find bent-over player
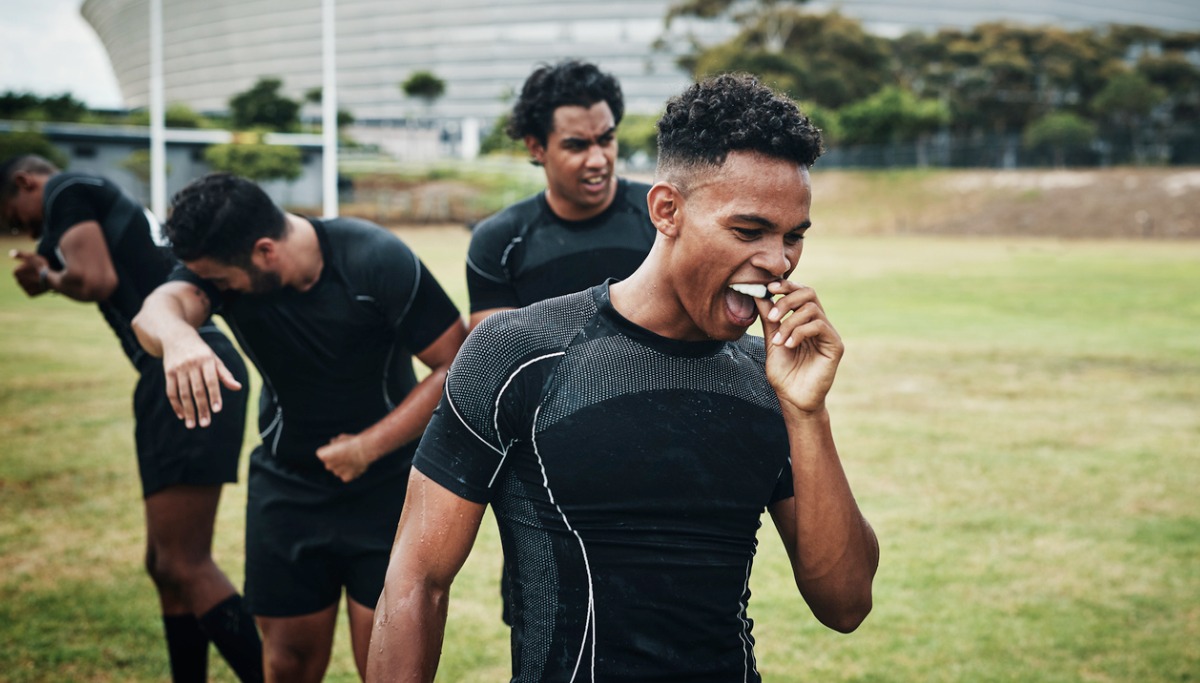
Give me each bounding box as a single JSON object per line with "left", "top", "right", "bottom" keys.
{"left": 2, "top": 156, "right": 261, "bottom": 682}
{"left": 132, "top": 174, "right": 467, "bottom": 682}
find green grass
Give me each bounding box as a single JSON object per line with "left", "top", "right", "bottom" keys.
{"left": 1, "top": 230, "right": 1197, "bottom": 682}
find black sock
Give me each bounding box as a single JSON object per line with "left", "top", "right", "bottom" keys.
{"left": 198, "top": 594, "right": 264, "bottom": 683}
{"left": 162, "top": 614, "right": 208, "bottom": 683}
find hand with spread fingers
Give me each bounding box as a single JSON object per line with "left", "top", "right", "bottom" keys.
{"left": 756, "top": 280, "right": 844, "bottom": 414}
{"left": 161, "top": 334, "right": 243, "bottom": 429}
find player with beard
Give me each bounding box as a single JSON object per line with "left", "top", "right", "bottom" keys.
{"left": 367, "top": 74, "right": 879, "bottom": 682}
{"left": 2, "top": 156, "right": 262, "bottom": 682}
{"left": 131, "top": 173, "right": 467, "bottom": 682}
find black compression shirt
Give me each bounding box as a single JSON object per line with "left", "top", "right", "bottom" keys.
{"left": 171, "top": 217, "right": 461, "bottom": 483}
{"left": 465, "top": 177, "right": 655, "bottom": 312}
{"left": 37, "top": 172, "right": 200, "bottom": 366}
{"left": 415, "top": 282, "right": 794, "bottom": 682}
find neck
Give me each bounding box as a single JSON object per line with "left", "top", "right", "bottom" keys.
{"left": 608, "top": 245, "right": 704, "bottom": 342}
{"left": 281, "top": 214, "right": 324, "bottom": 291}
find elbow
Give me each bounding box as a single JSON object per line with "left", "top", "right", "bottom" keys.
{"left": 814, "top": 594, "right": 873, "bottom": 634}
{"left": 64, "top": 271, "right": 118, "bottom": 302}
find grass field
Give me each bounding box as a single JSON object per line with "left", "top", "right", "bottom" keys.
{"left": 1, "top": 220, "right": 1198, "bottom": 680}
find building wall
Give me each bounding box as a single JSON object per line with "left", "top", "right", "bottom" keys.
{"left": 81, "top": 0, "right": 1200, "bottom": 124}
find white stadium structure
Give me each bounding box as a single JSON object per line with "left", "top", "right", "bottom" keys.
{"left": 81, "top": 0, "right": 1200, "bottom": 123}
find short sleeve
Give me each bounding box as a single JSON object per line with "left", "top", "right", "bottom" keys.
{"left": 38, "top": 179, "right": 104, "bottom": 261}
{"left": 166, "top": 262, "right": 225, "bottom": 313}
{"left": 351, "top": 224, "right": 460, "bottom": 354}
{"left": 412, "top": 317, "right": 550, "bottom": 503}
{"left": 465, "top": 213, "right": 522, "bottom": 312}
{"left": 768, "top": 460, "right": 795, "bottom": 505}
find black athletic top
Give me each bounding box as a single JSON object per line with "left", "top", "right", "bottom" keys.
{"left": 415, "top": 283, "right": 794, "bottom": 683}
{"left": 466, "top": 178, "right": 655, "bottom": 312}
{"left": 171, "top": 217, "right": 461, "bottom": 486}
{"left": 37, "top": 172, "right": 215, "bottom": 368}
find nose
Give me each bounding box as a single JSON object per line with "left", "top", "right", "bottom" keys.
{"left": 752, "top": 238, "right": 796, "bottom": 277}
{"left": 585, "top": 143, "right": 608, "bottom": 168}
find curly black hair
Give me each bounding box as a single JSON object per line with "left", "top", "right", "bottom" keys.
{"left": 165, "top": 173, "right": 286, "bottom": 266}
{"left": 656, "top": 73, "right": 823, "bottom": 187}
{"left": 505, "top": 59, "right": 624, "bottom": 147}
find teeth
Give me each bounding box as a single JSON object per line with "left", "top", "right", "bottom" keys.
{"left": 729, "top": 283, "right": 768, "bottom": 299}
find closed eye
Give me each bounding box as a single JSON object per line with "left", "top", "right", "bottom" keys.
{"left": 733, "top": 227, "right": 763, "bottom": 240}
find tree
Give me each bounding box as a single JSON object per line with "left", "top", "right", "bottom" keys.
{"left": 228, "top": 77, "right": 300, "bottom": 131}
{"left": 1023, "top": 112, "right": 1096, "bottom": 167}
{"left": 301, "top": 87, "right": 356, "bottom": 128}
{"left": 667, "top": 0, "right": 808, "bottom": 53}
{"left": 0, "top": 130, "right": 68, "bottom": 168}
{"left": 0, "top": 91, "right": 87, "bottom": 123}
{"left": 204, "top": 141, "right": 302, "bottom": 182}
{"left": 401, "top": 71, "right": 446, "bottom": 105}
{"left": 686, "top": 10, "right": 891, "bottom": 109}
{"left": 836, "top": 86, "right": 948, "bottom": 146}
{"left": 128, "top": 102, "right": 208, "bottom": 128}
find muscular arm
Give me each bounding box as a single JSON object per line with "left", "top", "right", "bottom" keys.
{"left": 10, "top": 221, "right": 118, "bottom": 302}
{"left": 758, "top": 283, "right": 879, "bottom": 633}
{"left": 132, "top": 280, "right": 242, "bottom": 428}
{"left": 317, "top": 318, "right": 469, "bottom": 482}
{"left": 367, "top": 468, "right": 486, "bottom": 682}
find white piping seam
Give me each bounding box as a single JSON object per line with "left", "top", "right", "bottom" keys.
{"left": 483, "top": 351, "right": 565, "bottom": 488}
{"left": 530, "top": 402, "right": 596, "bottom": 683}
{"left": 738, "top": 558, "right": 755, "bottom": 682}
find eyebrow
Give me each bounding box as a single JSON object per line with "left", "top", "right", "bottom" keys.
{"left": 561, "top": 127, "right": 616, "bottom": 144}
{"left": 731, "top": 214, "right": 812, "bottom": 232}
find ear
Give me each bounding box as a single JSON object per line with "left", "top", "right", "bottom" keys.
{"left": 250, "top": 237, "right": 277, "bottom": 268}
{"left": 647, "top": 181, "right": 683, "bottom": 238}
{"left": 524, "top": 136, "right": 545, "bottom": 164}
{"left": 13, "top": 171, "right": 38, "bottom": 192}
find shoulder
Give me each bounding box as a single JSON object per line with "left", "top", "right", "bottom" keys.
{"left": 469, "top": 193, "right": 544, "bottom": 251}
{"left": 455, "top": 290, "right": 597, "bottom": 377}
{"left": 43, "top": 173, "right": 106, "bottom": 208}
{"left": 322, "top": 217, "right": 415, "bottom": 267}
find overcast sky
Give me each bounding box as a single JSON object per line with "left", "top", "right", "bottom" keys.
{"left": 0, "top": 0, "right": 123, "bottom": 108}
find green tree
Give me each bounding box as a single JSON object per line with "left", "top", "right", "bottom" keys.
{"left": 128, "top": 102, "right": 208, "bottom": 128}
{"left": 301, "top": 87, "right": 356, "bottom": 128}
{"left": 228, "top": 77, "right": 300, "bottom": 131}
{"left": 616, "top": 113, "right": 660, "bottom": 160}
{"left": 1023, "top": 112, "right": 1096, "bottom": 167}
{"left": 0, "top": 130, "right": 69, "bottom": 168}
{"left": 204, "top": 142, "right": 302, "bottom": 182}
{"left": 479, "top": 115, "right": 524, "bottom": 155}
{"left": 0, "top": 91, "right": 87, "bottom": 122}
{"left": 686, "top": 10, "right": 891, "bottom": 109}
{"left": 401, "top": 71, "right": 446, "bottom": 105}
{"left": 837, "top": 86, "right": 948, "bottom": 145}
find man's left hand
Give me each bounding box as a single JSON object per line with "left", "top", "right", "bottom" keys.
{"left": 317, "top": 433, "right": 372, "bottom": 483}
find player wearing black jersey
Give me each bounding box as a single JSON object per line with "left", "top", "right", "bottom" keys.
{"left": 2, "top": 156, "right": 262, "bottom": 683}
{"left": 467, "top": 59, "right": 656, "bottom": 632}
{"left": 466, "top": 59, "right": 655, "bottom": 328}
{"left": 368, "top": 74, "right": 879, "bottom": 682}
{"left": 132, "top": 174, "right": 468, "bottom": 682}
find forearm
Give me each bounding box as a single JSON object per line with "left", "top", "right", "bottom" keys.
{"left": 132, "top": 286, "right": 207, "bottom": 358}
{"left": 784, "top": 406, "right": 878, "bottom": 630}
{"left": 367, "top": 580, "right": 450, "bottom": 682}
{"left": 356, "top": 365, "right": 449, "bottom": 464}
{"left": 42, "top": 266, "right": 116, "bottom": 302}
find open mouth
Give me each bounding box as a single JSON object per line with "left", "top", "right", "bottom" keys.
{"left": 725, "top": 283, "right": 771, "bottom": 325}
